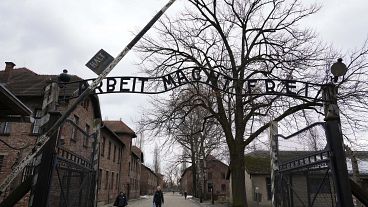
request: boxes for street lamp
[322,58,354,207]
[331,58,347,82]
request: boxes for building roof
[0,67,81,97]
[142,164,157,177]
[103,120,136,138]
[131,146,144,162]
[180,155,227,178]
[245,151,318,174]
[101,125,126,146]
[244,150,368,175]
[206,155,229,168]
[0,83,32,120]
[0,65,102,118]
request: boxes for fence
[47,147,96,207]
[276,150,337,207]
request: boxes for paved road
[128,193,198,207]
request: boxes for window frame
[108,141,111,160]
[0,122,11,135]
[101,137,106,157]
[105,171,109,190]
[71,115,79,141]
[83,124,90,147]
[0,155,4,173]
[98,169,102,189]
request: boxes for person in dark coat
[153,186,164,207]
[114,192,128,207]
[184,191,187,199]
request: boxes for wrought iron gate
[276,150,337,207]
[48,147,96,207]
[272,121,347,207]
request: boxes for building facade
[97,124,125,205]
[103,121,137,199]
[140,164,157,195]
[180,155,229,201]
[0,62,102,207]
[130,146,143,198]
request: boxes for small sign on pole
[86,49,114,75]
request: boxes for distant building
[180,155,229,201]
[140,164,157,195]
[103,121,137,199]
[97,123,126,205]
[130,146,143,198]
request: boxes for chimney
[5,62,16,71]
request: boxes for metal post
[28,112,61,207]
[92,119,101,207]
[322,83,353,207]
[270,120,279,207]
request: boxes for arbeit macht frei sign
[65,67,323,101]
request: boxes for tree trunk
[191,152,197,197]
[230,146,247,207]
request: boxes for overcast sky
[1,0,368,166]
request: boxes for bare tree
[136,0,368,206]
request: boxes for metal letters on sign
[67,68,324,101]
[86,49,114,75]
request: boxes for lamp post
[323,58,353,207]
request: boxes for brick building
[180,155,229,200]
[180,167,193,195]
[130,146,143,198]
[103,121,137,199]
[0,81,33,207]
[97,123,126,205]
[0,62,102,206]
[140,164,157,195]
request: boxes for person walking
[184,191,187,200]
[113,192,128,207]
[153,186,164,207]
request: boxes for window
[117,147,121,163]
[98,169,102,189]
[0,122,11,135]
[113,145,116,162]
[221,172,226,179]
[208,172,212,180]
[0,155,4,173]
[108,141,111,160]
[32,109,42,134]
[221,184,226,192]
[101,137,106,157]
[266,177,272,200]
[111,172,114,190]
[71,115,79,141]
[81,99,89,110]
[105,171,109,190]
[116,173,119,189]
[83,124,90,147]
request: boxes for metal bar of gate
[0,0,176,195]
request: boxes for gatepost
[323,83,353,207]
